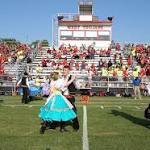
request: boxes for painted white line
[83,105,89,150]
[78,101,149,105]
[135,106,141,110]
[1,104,84,107]
[1,104,41,107]
[100,105,104,109]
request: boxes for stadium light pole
[51,15,54,47]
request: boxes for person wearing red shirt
[127,55,132,66]
[112,69,117,78]
[146,65,150,76]
[91,63,96,72]
[0,64,4,75]
[140,67,146,78]
[140,56,146,67]
[42,58,47,67]
[47,49,51,54]
[123,67,129,81]
[116,43,121,51]
[56,53,62,59]
[74,47,78,54]
[62,58,68,66]
[75,62,80,70]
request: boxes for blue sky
[0,0,150,44]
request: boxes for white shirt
[61,75,70,95]
[50,79,64,91]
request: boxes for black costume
[21,76,29,104]
[17,72,30,104]
[144,104,150,119]
[64,75,79,130]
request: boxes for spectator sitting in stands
[42,58,47,67]
[81,61,86,71]
[108,59,112,68]
[35,76,42,87]
[27,56,32,63]
[36,64,43,73]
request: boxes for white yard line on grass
[1,104,41,107]
[1,104,84,108]
[135,106,141,109]
[83,105,89,150]
[80,101,149,105]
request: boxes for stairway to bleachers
[28,47,54,77]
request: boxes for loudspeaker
[57,16,64,21]
[107,17,113,21]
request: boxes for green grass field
[0,96,150,150]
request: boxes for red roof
[59,20,112,25]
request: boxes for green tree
[41,40,49,47]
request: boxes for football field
[0,96,150,150]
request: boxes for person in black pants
[62,66,80,131]
[65,95,79,131]
[17,72,30,104]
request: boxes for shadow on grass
[111,110,150,129]
[0,99,4,103]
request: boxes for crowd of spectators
[0,40,32,75]
[1,40,149,85]
[1,40,149,96]
[39,44,112,71]
[35,43,149,82]
[124,44,150,77]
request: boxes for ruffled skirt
[39,93,76,122]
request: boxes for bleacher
[0,62,28,95]
[1,43,149,96]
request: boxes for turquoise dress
[39,88,76,122]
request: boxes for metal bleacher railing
[0,69,149,96]
[0,46,41,95]
[0,74,17,95]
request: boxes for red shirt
[123,70,128,77]
[140,68,146,77]
[128,56,132,65]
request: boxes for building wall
[58,25,112,49]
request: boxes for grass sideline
[0,96,150,150]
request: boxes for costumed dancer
[17,72,30,104]
[144,103,150,120]
[39,71,77,134]
[62,66,80,131]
